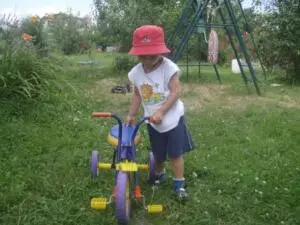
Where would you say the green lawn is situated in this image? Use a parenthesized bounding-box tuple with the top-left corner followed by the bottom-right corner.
(0, 53, 299, 225)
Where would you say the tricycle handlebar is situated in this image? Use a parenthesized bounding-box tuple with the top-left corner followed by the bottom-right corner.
(92, 112, 157, 144)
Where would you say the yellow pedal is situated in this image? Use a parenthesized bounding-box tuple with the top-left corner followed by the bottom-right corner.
(90, 198, 108, 210)
(137, 164, 149, 171)
(119, 162, 138, 172)
(98, 163, 112, 170)
(147, 204, 163, 213)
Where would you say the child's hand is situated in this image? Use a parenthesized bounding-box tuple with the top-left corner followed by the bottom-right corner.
(151, 109, 164, 124)
(125, 115, 136, 125)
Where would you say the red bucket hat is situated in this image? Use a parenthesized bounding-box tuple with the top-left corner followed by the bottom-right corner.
(129, 25, 170, 56)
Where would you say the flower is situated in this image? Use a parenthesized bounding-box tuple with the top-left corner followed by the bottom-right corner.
(22, 33, 33, 41)
(31, 16, 39, 24)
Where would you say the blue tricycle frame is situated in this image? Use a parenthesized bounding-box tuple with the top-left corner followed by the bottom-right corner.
(90, 112, 162, 225)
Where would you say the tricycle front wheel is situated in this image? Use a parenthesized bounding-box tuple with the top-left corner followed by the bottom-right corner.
(148, 152, 156, 182)
(115, 171, 131, 224)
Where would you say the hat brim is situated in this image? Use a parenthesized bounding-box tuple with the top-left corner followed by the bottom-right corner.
(129, 44, 170, 56)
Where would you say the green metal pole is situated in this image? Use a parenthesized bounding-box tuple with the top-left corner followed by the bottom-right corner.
(187, 40, 189, 81)
(198, 35, 201, 80)
(225, 0, 261, 95)
(236, 0, 267, 80)
(213, 64, 222, 84)
(218, 6, 251, 93)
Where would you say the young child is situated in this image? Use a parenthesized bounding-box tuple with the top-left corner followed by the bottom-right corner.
(126, 25, 194, 201)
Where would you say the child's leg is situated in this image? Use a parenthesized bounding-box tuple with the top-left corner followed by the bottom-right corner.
(166, 117, 193, 200)
(170, 156, 184, 179)
(147, 124, 167, 184)
(155, 161, 165, 174)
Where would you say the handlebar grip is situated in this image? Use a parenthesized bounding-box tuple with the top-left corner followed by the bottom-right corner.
(92, 112, 112, 118)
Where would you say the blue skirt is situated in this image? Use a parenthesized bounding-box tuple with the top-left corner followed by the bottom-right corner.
(147, 116, 195, 162)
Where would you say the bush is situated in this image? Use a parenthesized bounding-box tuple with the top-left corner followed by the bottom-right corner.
(21, 17, 48, 56)
(254, 1, 300, 83)
(0, 40, 59, 100)
(114, 55, 137, 73)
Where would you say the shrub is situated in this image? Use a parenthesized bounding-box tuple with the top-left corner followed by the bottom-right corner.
(0, 40, 59, 100)
(114, 55, 137, 73)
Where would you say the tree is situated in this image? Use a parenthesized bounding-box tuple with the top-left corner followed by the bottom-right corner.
(46, 12, 92, 54)
(93, 0, 183, 51)
(252, 0, 300, 82)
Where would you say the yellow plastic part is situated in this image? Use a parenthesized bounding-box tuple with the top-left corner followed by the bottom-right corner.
(90, 198, 107, 210)
(119, 162, 138, 172)
(107, 134, 141, 146)
(98, 163, 112, 170)
(97, 162, 148, 171)
(147, 205, 163, 213)
(137, 164, 149, 171)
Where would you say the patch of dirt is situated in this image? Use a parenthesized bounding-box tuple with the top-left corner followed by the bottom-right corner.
(181, 83, 300, 112)
(89, 78, 132, 113)
(90, 79, 300, 114)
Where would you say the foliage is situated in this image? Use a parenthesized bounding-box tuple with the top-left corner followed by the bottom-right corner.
(252, 0, 300, 82)
(114, 54, 137, 72)
(46, 12, 94, 55)
(20, 16, 48, 56)
(0, 41, 59, 99)
(0, 16, 60, 100)
(93, 0, 182, 51)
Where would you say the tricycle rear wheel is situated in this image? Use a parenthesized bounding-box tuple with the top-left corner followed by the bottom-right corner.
(90, 151, 100, 179)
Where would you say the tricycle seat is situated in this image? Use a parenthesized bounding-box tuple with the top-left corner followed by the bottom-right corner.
(107, 124, 140, 146)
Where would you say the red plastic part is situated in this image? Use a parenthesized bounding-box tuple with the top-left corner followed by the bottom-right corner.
(134, 185, 142, 200)
(92, 112, 112, 118)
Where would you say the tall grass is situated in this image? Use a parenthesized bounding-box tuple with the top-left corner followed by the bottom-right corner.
(0, 15, 60, 100)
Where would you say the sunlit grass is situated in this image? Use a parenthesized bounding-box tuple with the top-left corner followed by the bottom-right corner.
(0, 53, 299, 225)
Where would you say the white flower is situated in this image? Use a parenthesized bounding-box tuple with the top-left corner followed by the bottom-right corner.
(192, 172, 198, 178)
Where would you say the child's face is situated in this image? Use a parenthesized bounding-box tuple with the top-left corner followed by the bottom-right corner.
(138, 55, 161, 69)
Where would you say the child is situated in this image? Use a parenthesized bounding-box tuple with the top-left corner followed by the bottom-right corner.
(126, 25, 194, 201)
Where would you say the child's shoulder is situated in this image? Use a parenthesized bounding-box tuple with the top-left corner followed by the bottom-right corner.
(163, 57, 178, 67)
(162, 57, 179, 71)
(129, 62, 142, 74)
(128, 63, 142, 82)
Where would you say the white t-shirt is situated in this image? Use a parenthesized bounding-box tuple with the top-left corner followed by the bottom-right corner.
(128, 57, 184, 133)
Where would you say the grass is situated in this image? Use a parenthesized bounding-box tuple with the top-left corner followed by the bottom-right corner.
(0, 52, 300, 225)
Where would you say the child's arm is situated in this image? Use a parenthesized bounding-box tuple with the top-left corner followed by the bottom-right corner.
(152, 73, 181, 123)
(126, 86, 142, 124)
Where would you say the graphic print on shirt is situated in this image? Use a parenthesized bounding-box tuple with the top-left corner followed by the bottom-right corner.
(140, 82, 165, 105)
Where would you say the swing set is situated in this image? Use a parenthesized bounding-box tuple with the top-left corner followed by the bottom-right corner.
(168, 0, 265, 95)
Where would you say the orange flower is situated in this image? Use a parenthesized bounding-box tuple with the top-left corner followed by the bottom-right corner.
(22, 33, 33, 41)
(31, 16, 39, 24)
